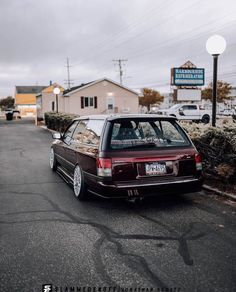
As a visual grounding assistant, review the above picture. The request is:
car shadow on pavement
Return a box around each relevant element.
[82,191,195,212]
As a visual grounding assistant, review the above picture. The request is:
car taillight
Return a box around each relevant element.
[195,154,202,171]
[97,158,112,177]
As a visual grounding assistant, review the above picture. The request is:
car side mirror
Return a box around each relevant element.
[52,132,62,140]
[179,109,184,116]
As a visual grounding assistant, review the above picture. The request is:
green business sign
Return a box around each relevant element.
[172,68,205,86]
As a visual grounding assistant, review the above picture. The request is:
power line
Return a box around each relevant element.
[113,59,128,85]
[72,0,200,68]
[69,2,236,86]
[72,0,174,67]
[128,18,236,61]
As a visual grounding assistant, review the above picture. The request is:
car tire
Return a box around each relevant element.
[73,165,87,201]
[49,148,57,171]
[202,115,210,124]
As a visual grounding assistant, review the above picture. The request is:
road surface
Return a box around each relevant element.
[0,119,235,292]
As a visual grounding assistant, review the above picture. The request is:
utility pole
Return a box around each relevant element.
[113,59,128,85]
[65,57,73,89]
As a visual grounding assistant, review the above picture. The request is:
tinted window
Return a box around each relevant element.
[74,119,104,145]
[182,105,197,110]
[63,121,78,144]
[109,119,190,150]
[73,120,88,142]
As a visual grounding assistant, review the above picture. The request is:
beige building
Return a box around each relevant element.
[37,78,139,118]
[36,83,65,118]
[15,85,47,117]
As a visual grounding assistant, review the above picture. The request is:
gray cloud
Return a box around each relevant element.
[0,0,236,97]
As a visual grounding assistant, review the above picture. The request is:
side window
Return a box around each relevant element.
[182,105,197,111]
[82,120,104,145]
[63,121,78,144]
[72,119,104,145]
[189,105,197,110]
[72,120,88,142]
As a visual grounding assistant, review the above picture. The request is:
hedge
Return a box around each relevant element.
[44,112,78,132]
[181,121,236,184]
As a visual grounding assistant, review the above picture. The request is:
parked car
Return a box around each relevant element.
[5,109,21,120]
[50,114,203,200]
[218,109,236,116]
[157,104,211,124]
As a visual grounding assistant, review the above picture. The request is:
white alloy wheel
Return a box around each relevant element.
[74,165,82,197]
[50,148,57,170]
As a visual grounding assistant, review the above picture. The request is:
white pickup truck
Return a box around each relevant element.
[157,104,211,124]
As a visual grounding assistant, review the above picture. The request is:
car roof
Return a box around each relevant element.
[73,114,177,122]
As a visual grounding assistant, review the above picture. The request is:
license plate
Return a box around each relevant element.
[145,162,167,176]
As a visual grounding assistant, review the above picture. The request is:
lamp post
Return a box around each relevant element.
[53,87,61,113]
[206,35,226,127]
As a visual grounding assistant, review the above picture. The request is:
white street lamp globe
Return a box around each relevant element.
[53,87,60,95]
[206,35,226,55]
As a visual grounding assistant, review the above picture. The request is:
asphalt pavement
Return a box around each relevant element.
[0,118,235,292]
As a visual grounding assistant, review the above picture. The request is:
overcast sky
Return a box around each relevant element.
[0,0,236,97]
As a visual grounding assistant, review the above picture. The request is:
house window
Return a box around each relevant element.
[84,97,94,107]
[107,96,114,110]
[52,101,55,111]
[81,96,97,109]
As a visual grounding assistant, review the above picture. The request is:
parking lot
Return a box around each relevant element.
[0,119,235,292]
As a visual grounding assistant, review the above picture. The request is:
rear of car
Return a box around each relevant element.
[90,115,203,199]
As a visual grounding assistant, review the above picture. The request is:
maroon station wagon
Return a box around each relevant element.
[49,115,203,200]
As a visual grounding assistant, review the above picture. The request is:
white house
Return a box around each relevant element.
[37,78,139,117]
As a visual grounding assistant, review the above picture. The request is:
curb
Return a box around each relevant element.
[203,184,236,201]
[39,125,57,134]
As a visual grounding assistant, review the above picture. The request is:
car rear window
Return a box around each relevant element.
[108,118,191,150]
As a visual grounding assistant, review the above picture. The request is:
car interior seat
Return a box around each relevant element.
[115,121,138,140]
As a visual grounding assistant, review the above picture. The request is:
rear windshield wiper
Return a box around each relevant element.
[123,142,158,149]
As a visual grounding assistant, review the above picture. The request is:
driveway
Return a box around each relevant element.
[0,119,235,292]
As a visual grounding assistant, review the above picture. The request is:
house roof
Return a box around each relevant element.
[63,81,94,95]
[62,78,139,96]
[35,83,65,97]
[15,86,47,94]
[42,83,65,93]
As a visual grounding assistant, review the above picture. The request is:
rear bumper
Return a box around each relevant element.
[85,174,203,199]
